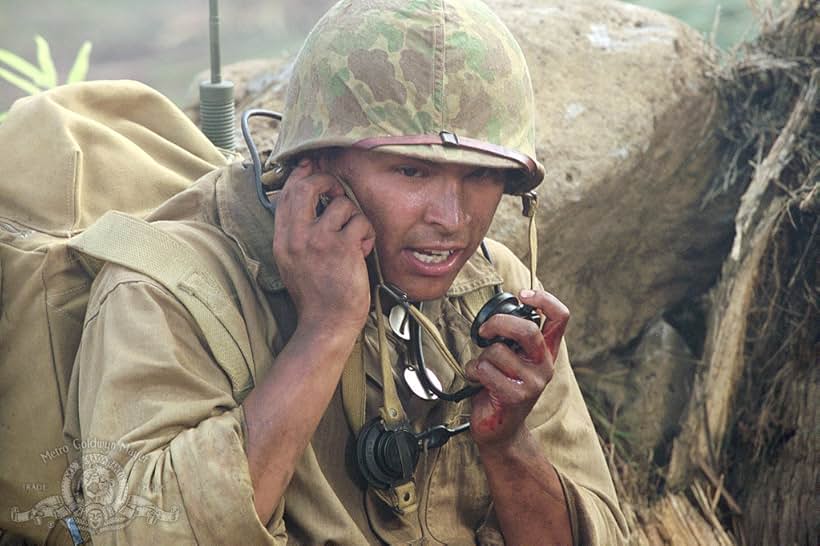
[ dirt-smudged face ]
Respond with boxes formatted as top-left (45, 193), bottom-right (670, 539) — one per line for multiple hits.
top-left (326, 148), bottom-right (506, 301)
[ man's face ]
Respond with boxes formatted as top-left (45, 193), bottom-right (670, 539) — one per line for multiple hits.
top-left (326, 148), bottom-right (506, 301)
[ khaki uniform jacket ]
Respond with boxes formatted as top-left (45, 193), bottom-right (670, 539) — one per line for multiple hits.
top-left (64, 163), bottom-right (628, 545)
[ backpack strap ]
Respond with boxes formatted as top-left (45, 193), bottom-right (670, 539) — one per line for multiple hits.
top-left (68, 211), bottom-right (255, 402)
top-left (341, 336), bottom-right (366, 433)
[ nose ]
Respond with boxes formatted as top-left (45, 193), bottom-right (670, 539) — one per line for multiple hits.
top-left (423, 174), bottom-right (468, 234)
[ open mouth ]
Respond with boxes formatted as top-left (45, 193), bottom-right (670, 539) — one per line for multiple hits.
top-left (410, 249), bottom-right (455, 264)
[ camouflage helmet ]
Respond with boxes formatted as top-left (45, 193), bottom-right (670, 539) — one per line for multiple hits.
top-left (271, 0), bottom-right (544, 194)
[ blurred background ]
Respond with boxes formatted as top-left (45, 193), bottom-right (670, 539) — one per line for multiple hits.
top-left (0, 0), bottom-right (757, 111)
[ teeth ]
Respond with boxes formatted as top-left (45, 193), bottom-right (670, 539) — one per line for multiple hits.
top-left (412, 250), bottom-right (452, 264)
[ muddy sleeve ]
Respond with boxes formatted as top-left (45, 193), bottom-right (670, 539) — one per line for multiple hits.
top-left (67, 265), bottom-right (287, 545)
top-left (527, 340), bottom-right (630, 545)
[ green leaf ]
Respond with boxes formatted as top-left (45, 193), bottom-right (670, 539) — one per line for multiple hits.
top-left (0, 48), bottom-right (43, 84)
top-left (67, 41), bottom-right (92, 84)
top-left (0, 66), bottom-right (43, 95)
top-left (34, 35), bottom-right (57, 88)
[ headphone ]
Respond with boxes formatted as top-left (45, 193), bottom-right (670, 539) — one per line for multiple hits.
top-left (354, 289), bottom-right (540, 491)
top-left (355, 418), bottom-right (419, 490)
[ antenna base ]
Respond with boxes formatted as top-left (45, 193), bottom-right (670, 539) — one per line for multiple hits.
top-left (199, 80), bottom-right (235, 151)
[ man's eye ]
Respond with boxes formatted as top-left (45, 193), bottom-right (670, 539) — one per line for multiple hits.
top-left (396, 166), bottom-right (423, 178)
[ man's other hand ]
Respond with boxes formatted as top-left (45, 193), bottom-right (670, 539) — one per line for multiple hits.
top-left (465, 289), bottom-right (570, 448)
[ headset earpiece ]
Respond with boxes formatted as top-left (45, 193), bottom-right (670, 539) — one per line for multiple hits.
top-left (355, 418), bottom-right (420, 490)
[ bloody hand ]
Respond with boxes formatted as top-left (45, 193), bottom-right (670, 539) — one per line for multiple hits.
top-left (465, 289), bottom-right (570, 448)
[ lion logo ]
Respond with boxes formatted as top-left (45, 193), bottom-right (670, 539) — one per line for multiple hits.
top-left (11, 452), bottom-right (178, 537)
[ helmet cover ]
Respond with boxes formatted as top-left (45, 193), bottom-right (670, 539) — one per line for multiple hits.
top-left (272, 0), bottom-right (544, 194)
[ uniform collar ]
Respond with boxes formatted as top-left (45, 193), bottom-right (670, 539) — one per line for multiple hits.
top-left (214, 162), bottom-right (503, 297)
top-left (447, 249), bottom-right (503, 297)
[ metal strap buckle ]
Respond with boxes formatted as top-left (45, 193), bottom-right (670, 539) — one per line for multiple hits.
top-left (380, 283), bottom-right (409, 306)
top-left (439, 131), bottom-right (460, 147)
top-left (522, 191), bottom-right (538, 217)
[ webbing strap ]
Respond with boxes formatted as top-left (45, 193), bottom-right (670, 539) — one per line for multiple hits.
top-left (334, 174), bottom-right (416, 510)
top-left (341, 336), bottom-right (366, 433)
top-left (375, 288), bottom-right (407, 427)
top-left (528, 208), bottom-right (538, 289)
top-left (333, 175), bottom-right (407, 429)
top-left (372, 482), bottom-right (418, 515)
top-left (69, 211), bottom-right (255, 402)
top-left (405, 305), bottom-right (466, 380)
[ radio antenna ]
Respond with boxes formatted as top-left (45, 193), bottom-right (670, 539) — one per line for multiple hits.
top-left (199, 0), bottom-right (235, 151)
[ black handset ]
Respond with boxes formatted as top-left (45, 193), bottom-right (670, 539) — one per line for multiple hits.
top-left (316, 193), bottom-right (331, 217)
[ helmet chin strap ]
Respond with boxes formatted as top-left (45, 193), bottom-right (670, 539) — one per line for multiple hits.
top-left (522, 191), bottom-right (539, 290)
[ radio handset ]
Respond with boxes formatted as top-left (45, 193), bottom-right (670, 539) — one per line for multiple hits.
top-left (315, 193), bottom-right (331, 217)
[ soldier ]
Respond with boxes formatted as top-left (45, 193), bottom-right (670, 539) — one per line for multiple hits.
top-left (66, 0), bottom-right (628, 544)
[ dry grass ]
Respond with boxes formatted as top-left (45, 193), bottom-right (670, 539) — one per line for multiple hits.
top-left (591, 2), bottom-right (818, 543)
top-left (702, 0), bottom-right (817, 205)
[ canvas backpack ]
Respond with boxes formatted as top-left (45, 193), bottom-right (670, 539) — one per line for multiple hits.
top-left (0, 80), bottom-right (255, 544)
